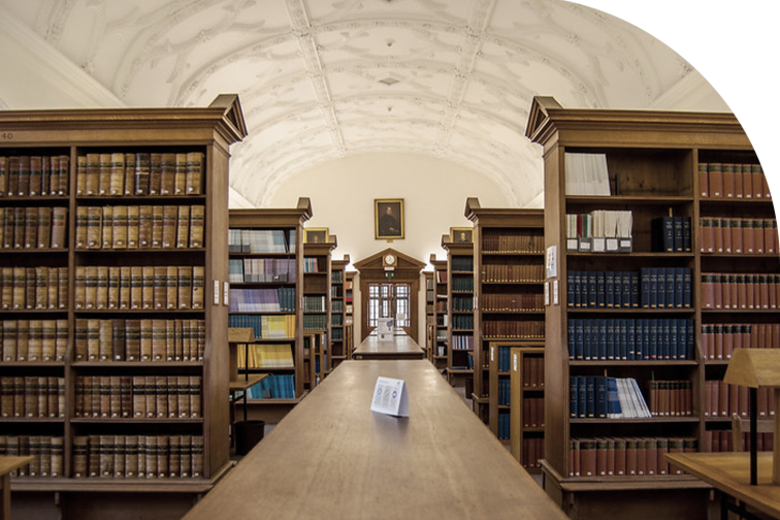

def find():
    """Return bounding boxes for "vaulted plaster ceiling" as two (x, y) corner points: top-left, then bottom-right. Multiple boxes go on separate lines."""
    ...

(0, 0), (714, 208)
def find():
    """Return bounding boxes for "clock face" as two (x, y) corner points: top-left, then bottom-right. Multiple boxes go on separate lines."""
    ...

(384, 254), (396, 265)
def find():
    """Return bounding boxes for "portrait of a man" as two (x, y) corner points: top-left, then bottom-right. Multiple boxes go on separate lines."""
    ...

(375, 199), (404, 239)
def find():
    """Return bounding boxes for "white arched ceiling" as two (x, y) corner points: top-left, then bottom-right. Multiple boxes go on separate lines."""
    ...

(1, 0), (721, 208)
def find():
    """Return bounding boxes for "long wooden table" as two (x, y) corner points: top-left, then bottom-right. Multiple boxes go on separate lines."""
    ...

(352, 333), (425, 360)
(1, 456), (33, 520)
(183, 360), (569, 520)
(666, 451), (780, 520)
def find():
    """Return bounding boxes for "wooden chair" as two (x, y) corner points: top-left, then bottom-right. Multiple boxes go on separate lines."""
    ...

(731, 413), (774, 452)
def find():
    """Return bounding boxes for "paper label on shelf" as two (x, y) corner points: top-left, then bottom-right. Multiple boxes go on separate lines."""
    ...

(544, 281), (550, 306)
(213, 280), (220, 305)
(223, 281), (230, 306)
(553, 279), (559, 305)
(546, 245), (557, 279)
(513, 353), (518, 372)
(370, 376), (409, 417)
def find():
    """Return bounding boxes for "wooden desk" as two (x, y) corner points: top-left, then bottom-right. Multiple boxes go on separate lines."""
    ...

(353, 333), (425, 360)
(183, 360), (569, 520)
(666, 452), (780, 520)
(1, 456), (33, 520)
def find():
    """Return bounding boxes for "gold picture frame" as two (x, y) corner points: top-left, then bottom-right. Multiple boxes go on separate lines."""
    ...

(450, 227), (473, 243)
(304, 228), (329, 244)
(374, 199), (404, 239)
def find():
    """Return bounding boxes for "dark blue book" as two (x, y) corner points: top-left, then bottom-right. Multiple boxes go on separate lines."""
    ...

(648, 319), (658, 360)
(588, 271), (598, 308)
(567, 319), (576, 359)
(619, 319), (629, 360)
(665, 268), (675, 309)
(686, 320), (695, 360)
(605, 271), (615, 308)
(626, 319), (636, 360)
(597, 319), (607, 361)
(606, 319), (616, 360)
(683, 216), (692, 252)
(631, 271), (640, 308)
(673, 216), (684, 252)
(649, 267), (658, 309)
(597, 271), (606, 308)
(652, 216), (675, 252)
(607, 377), (622, 418)
(669, 319), (679, 360)
(683, 268), (692, 308)
(583, 320), (592, 360)
(578, 376), (587, 419)
(574, 319), (584, 360)
(621, 271), (632, 309)
(585, 376), (596, 418)
(596, 376), (608, 418)
(661, 319), (671, 360)
(635, 318), (644, 360)
(674, 267), (685, 309)
(567, 270), (575, 308)
(613, 271), (623, 308)
(640, 267), (651, 309)
(641, 319), (651, 361)
(656, 268), (666, 309)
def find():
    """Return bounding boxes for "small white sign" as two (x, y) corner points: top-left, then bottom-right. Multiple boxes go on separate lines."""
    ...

(546, 245), (557, 279)
(370, 376), (409, 417)
(553, 279), (559, 305)
(377, 317), (394, 342)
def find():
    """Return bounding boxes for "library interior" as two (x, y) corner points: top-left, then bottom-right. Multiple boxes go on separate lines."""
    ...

(0, 2), (777, 520)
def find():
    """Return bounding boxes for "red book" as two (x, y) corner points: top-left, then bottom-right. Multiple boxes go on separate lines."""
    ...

(709, 163), (724, 197)
(645, 438), (658, 476)
(722, 275), (732, 310)
(723, 163), (736, 198)
(701, 273), (715, 309)
(729, 383), (739, 418)
(713, 217), (724, 253)
(701, 218), (715, 253)
(773, 323), (780, 348)
(733, 324), (743, 352)
(667, 439), (682, 472)
(714, 324), (724, 360)
(657, 438), (669, 475)
(596, 438), (608, 476)
(744, 220), (756, 254)
(752, 166), (763, 198)
(722, 218), (733, 253)
(771, 274), (778, 310)
(635, 439), (647, 476)
(699, 163), (709, 197)
(626, 438), (638, 476)
(714, 274), (723, 309)
(580, 439), (596, 477)
(614, 438), (627, 476)
(734, 166), (745, 198)
(711, 381), (720, 417)
(700, 325), (713, 360)
(742, 164), (753, 198)
(704, 381), (712, 417)
(719, 381), (730, 417)
(739, 386), (749, 418)
(746, 275), (756, 309)
(765, 220), (777, 255)
(606, 439), (615, 476)
(754, 219), (765, 254)
(760, 274), (770, 309)
(732, 219), (744, 254)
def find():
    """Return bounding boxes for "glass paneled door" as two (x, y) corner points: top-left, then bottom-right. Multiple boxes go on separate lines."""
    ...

(367, 282), (411, 333)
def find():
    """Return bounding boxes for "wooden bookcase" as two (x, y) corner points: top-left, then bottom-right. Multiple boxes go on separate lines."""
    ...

(465, 199), (545, 425)
(508, 345), (545, 472)
(424, 268), (435, 362)
(0, 95), (246, 519)
(344, 271), (355, 360)
(442, 236), (475, 385)
(525, 96), (777, 520)
(227, 199), (311, 425)
(430, 255), (449, 373)
(302, 236), (335, 387)
(330, 255), (350, 370)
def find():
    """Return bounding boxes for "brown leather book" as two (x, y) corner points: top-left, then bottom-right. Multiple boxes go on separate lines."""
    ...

(189, 205), (204, 248)
(86, 206), (102, 249)
(75, 155), (87, 196)
(168, 435), (181, 478)
(106, 266), (120, 310)
(134, 152), (151, 195)
(12, 206), (24, 249)
(180, 435), (192, 478)
(85, 153), (100, 196)
(140, 319), (153, 361)
(34, 266), (48, 310)
(101, 206), (113, 249)
(75, 206), (88, 248)
(155, 375), (168, 418)
(50, 436), (63, 477)
(125, 435), (139, 477)
(129, 266), (143, 310)
(29, 156), (42, 196)
(95, 265), (109, 310)
(108, 376), (121, 418)
(112, 435), (125, 478)
(145, 375), (157, 418)
(16, 156), (30, 197)
(765, 219), (777, 254)
(72, 435), (88, 477)
(0, 377), (13, 416)
(191, 266), (204, 309)
(126, 205), (139, 249)
(166, 265), (178, 310)
(165, 319), (176, 361)
(166, 376), (178, 418)
(142, 265), (155, 310)
(175, 205), (190, 248)
(177, 266), (192, 310)
(153, 266), (167, 310)
(97, 154), (112, 196)
(124, 319), (140, 361)
(86, 318), (100, 361)
(27, 319), (42, 361)
(15, 320), (29, 361)
(111, 318), (125, 361)
(149, 153), (163, 196)
(145, 435), (158, 479)
(190, 376), (202, 418)
(708, 163), (723, 197)
(151, 205), (164, 248)
(109, 152), (125, 196)
(124, 153), (136, 196)
(160, 153), (176, 196)
(132, 376), (145, 417)
(191, 435), (204, 478)
(752, 165), (764, 198)
(112, 205), (128, 249)
(46, 267), (58, 310)
(185, 152), (203, 195)
(138, 205), (153, 248)
(41, 320), (56, 361)
(161, 205), (177, 248)
(177, 375), (190, 418)
(157, 435), (169, 478)
(24, 267), (36, 310)
(23, 206), (38, 249)
(174, 153), (187, 195)
(57, 267), (68, 309)
(152, 319), (166, 361)
(754, 219), (765, 254)
(37, 206), (51, 249)
(98, 375), (111, 418)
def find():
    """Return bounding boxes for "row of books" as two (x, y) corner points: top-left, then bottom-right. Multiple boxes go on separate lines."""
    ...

(331, 270), (343, 283)
(521, 397), (545, 428)
(0, 377), (65, 418)
(74, 375), (202, 419)
(451, 334), (473, 350)
(700, 324), (780, 360)
(481, 264), (544, 283)
(452, 296), (473, 312)
(565, 210), (633, 253)
(483, 320), (544, 339)
(451, 351), (474, 371)
(74, 319), (206, 363)
(704, 380), (775, 418)
(72, 434), (204, 479)
(75, 151), (204, 197)
(245, 374), (295, 399)
(564, 152), (610, 196)
(567, 318), (696, 361)
(650, 216), (692, 253)
(705, 429), (773, 453)
(0, 206), (67, 249)
(647, 380), (693, 417)
(229, 258), (297, 283)
(1, 266), (68, 310)
(451, 277), (474, 292)
(521, 437), (544, 470)
(331, 299), (344, 312)
(521, 356), (545, 388)
(303, 257), (321, 273)
(0, 436), (63, 478)
(228, 228), (295, 254)
(497, 413), (510, 440)
(435, 270), (447, 284)
(0, 155), (69, 197)
(227, 314), (296, 340)
(303, 314), (328, 331)
(482, 293), (544, 312)
(435, 345), (446, 357)
(701, 272), (780, 310)
(74, 265), (205, 311)
(331, 314), (343, 326)
(496, 345), (514, 372)
(331, 328), (343, 341)
(700, 217), (777, 254)
(481, 232), (544, 254)
(698, 162), (769, 199)
(569, 376), (651, 419)
(75, 205), (204, 250)
(567, 268), (692, 310)
(330, 285), (343, 298)
(569, 437), (695, 478)
(451, 256), (473, 272)
(452, 315), (473, 330)
(303, 295), (326, 312)
(228, 287), (295, 313)
(1, 319), (68, 362)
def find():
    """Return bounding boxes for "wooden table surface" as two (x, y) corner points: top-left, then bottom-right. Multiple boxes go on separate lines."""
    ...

(353, 333), (425, 360)
(1, 456), (33, 520)
(665, 451), (780, 519)
(183, 360), (568, 520)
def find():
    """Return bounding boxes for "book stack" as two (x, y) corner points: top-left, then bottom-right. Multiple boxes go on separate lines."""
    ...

(71, 434), (204, 478)
(246, 374), (295, 399)
(0, 435), (64, 477)
(74, 205), (205, 250)
(73, 375), (201, 419)
(228, 287), (295, 313)
(569, 376), (651, 419)
(72, 318), (205, 363)
(451, 335), (473, 350)
(498, 413), (510, 441)
(651, 215), (692, 253)
(303, 257), (320, 273)
(229, 258), (297, 283)
(481, 264), (544, 283)
(0, 206), (68, 249)
(569, 436), (695, 478)
(482, 320), (544, 339)
(0, 266), (69, 311)
(647, 380), (693, 416)
(237, 344), (294, 369)
(567, 268), (692, 309)
(700, 217), (777, 254)
(704, 380), (775, 418)
(522, 397), (545, 428)
(451, 277), (474, 292)
(565, 210), (632, 252)
(523, 438), (544, 471)
(1, 319), (69, 361)
(522, 356), (545, 389)
(481, 232), (544, 254)
(0, 155), (69, 197)
(705, 429), (774, 453)
(302, 315), (327, 330)
(228, 228), (294, 254)
(452, 315), (473, 330)
(701, 272), (780, 310)
(75, 152), (204, 197)
(700, 323), (780, 360)
(698, 162), (770, 199)
(0, 377), (65, 418)
(567, 318), (695, 360)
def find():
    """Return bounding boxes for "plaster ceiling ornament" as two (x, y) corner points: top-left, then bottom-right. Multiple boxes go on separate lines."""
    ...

(1, 0), (696, 207)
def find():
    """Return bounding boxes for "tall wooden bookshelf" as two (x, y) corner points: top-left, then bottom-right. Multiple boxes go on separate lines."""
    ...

(465, 199), (545, 425)
(302, 236), (335, 387)
(228, 199), (311, 425)
(442, 235), (475, 385)
(424, 267), (435, 362)
(344, 271), (355, 359)
(525, 96), (778, 520)
(330, 255), (350, 370)
(0, 95), (246, 519)
(430, 255), (449, 373)
(508, 345), (545, 472)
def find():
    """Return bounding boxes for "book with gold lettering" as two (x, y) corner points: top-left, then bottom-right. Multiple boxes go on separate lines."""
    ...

(138, 205), (153, 248)
(192, 266), (204, 309)
(24, 206), (38, 249)
(165, 320), (176, 360)
(41, 320), (56, 361)
(178, 266), (193, 309)
(166, 265), (178, 310)
(185, 152), (203, 195)
(130, 266), (143, 310)
(86, 319), (100, 361)
(174, 153), (187, 195)
(132, 376), (146, 417)
(109, 152), (125, 196)
(124, 153), (136, 196)
(85, 154), (100, 196)
(142, 265), (155, 310)
(168, 435), (181, 478)
(176, 205), (190, 248)
(101, 206), (113, 249)
(37, 206), (51, 248)
(50, 207), (67, 249)
(145, 376), (157, 418)
(76, 155), (87, 196)
(156, 375), (169, 418)
(12, 266), (25, 310)
(134, 152), (151, 195)
(55, 319), (68, 361)
(75, 206), (88, 248)
(149, 153), (162, 196)
(84, 266), (98, 309)
(107, 266), (120, 310)
(17, 156), (30, 197)
(191, 435), (204, 477)
(57, 266), (68, 309)
(125, 435), (139, 478)
(109, 376), (121, 418)
(0, 268), (11, 310)
(126, 205), (139, 248)
(47, 267), (58, 309)
(160, 153), (175, 196)
(72, 436), (88, 477)
(34, 266), (48, 310)
(98, 154), (112, 196)
(112, 319), (125, 361)
(152, 319), (166, 361)
(86, 206), (102, 249)
(16, 321), (29, 361)
(24, 267), (35, 309)
(153, 266), (167, 310)
(27, 319), (43, 361)
(120, 376), (132, 418)
(112, 205), (128, 249)
(73, 319), (88, 362)
(189, 205), (204, 248)
(162, 205), (177, 248)
(125, 319), (141, 361)
(151, 205), (164, 248)
(95, 265), (109, 310)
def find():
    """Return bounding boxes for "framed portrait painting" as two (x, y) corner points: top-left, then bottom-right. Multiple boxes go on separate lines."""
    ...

(450, 227), (473, 243)
(374, 199), (404, 239)
(304, 228), (329, 244)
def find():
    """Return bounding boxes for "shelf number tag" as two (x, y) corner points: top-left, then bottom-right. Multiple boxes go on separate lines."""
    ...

(213, 280), (220, 305)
